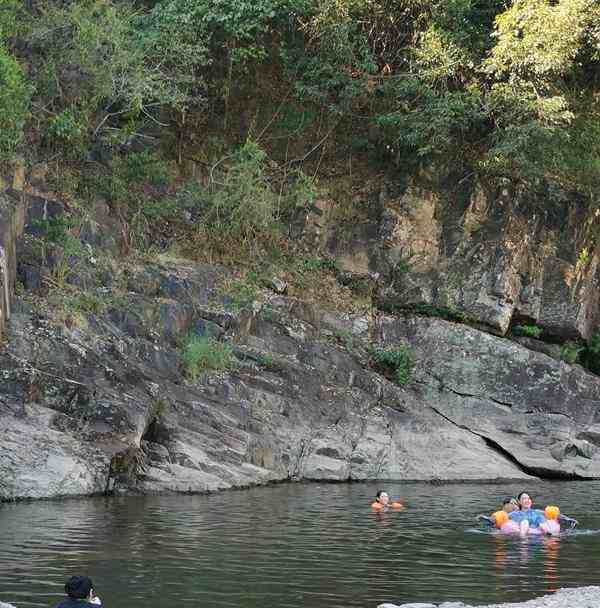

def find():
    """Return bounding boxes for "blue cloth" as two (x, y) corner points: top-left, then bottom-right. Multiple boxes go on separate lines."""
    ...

(509, 509), (545, 528)
(55, 600), (102, 608)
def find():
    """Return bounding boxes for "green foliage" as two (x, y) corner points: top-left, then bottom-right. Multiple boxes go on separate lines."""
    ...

(274, 107), (317, 134)
(93, 151), (170, 209)
(285, 170), (317, 211)
(485, 0), (598, 86)
(142, 197), (182, 221)
(151, 0), (295, 68)
(118, 151), (169, 186)
(302, 257), (338, 273)
(283, 0), (375, 114)
(371, 344), (414, 386)
(331, 328), (360, 351)
(559, 341), (582, 365)
(378, 83), (486, 164)
(44, 109), (88, 158)
(8, 0), (600, 217)
(396, 303), (468, 324)
(282, 0), (600, 195)
(260, 303), (276, 321)
(153, 398), (169, 419)
(513, 324), (544, 339)
(33, 215), (86, 259)
(29, 0), (209, 132)
(256, 353), (283, 371)
(393, 257), (412, 276)
(205, 140), (277, 239)
(0, 44), (30, 158)
(180, 335), (235, 380)
(33, 215), (74, 244)
(142, 181), (204, 221)
(70, 290), (106, 315)
(0, 0), (24, 40)
(343, 275), (371, 296)
(46, 110), (84, 144)
(224, 275), (260, 311)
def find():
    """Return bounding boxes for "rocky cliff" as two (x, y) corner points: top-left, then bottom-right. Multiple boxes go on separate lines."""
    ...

(1, 173), (600, 500)
(316, 178), (600, 340)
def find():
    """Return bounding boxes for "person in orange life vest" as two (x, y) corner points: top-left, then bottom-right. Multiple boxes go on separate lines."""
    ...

(371, 490), (403, 511)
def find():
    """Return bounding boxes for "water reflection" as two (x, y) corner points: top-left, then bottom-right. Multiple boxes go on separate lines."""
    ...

(1, 481), (600, 608)
(490, 533), (562, 598)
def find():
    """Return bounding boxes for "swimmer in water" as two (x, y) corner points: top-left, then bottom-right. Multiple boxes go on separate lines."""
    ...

(510, 492), (579, 536)
(478, 497), (520, 533)
(509, 492), (546, 536)
(371, 490), (403, 511)
(477, 497), (518, 525)
(479, 494), (578, 535)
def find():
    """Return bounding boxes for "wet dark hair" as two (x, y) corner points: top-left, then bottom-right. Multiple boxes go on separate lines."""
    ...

(517, 491), (532, 508)
(65, 576), (93, 599)
(502, 497), (514, 506)
(376, 490), (384, 499)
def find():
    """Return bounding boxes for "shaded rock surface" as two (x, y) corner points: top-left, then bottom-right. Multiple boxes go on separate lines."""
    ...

(3, 255), (600, 500)
(378, 585), (600, 608)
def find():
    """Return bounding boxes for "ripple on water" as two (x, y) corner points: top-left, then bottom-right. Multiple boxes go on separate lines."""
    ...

(2, 481), (600, 607)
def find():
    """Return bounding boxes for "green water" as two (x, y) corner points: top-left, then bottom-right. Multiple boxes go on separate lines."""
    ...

(1, 481), (600, 607)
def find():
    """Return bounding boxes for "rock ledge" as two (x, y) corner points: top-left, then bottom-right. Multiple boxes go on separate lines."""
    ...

(378, 586), (600, 608)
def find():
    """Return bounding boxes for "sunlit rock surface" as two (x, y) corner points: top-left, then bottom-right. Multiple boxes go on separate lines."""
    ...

(2, 174), (600, 500)
(3, 255), (600, 500)
(379, 585), (600, 608)
(316, 179), (600, 340)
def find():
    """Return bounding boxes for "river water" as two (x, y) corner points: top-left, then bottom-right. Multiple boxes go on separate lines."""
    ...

(1, 481), (599, 608)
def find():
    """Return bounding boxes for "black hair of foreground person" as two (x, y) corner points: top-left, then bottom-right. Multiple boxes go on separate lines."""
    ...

(54, 576), (102, 608)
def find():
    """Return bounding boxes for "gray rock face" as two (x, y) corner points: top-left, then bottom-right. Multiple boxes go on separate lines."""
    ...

(379, 585), (600, 608)
(0, 189), (26, 341)
(378, 315), (600, 478)
(2, 169), (600, 499)
(313, 180), (600, 340)
(2, 255), (600, 500)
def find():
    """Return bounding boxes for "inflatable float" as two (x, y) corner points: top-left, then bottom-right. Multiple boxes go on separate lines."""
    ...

(489, 505), (563, 536)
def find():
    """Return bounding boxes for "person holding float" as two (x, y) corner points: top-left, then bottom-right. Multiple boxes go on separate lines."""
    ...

(509, 492), (577, 536)
(371, 490), (403, 511)
(509, 492), (545, 536)
(478, 493), (578, 536)
(480, 497), (520, 534)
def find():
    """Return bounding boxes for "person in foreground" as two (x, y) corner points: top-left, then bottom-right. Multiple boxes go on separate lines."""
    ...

(54, 576), (102, 607)
(371, 490), (403, 511)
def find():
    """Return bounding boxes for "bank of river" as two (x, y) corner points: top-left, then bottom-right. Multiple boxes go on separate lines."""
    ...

(1, 481), (599, 608)
(384, 585), (600, 608)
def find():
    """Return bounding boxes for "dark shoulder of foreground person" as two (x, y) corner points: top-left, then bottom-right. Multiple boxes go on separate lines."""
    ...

(55, 600), (102, 608)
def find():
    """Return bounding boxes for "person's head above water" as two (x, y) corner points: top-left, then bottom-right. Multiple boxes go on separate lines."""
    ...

(517, 492), (533, 510)
(65, 576), (94, 600)
(502, 497), (519, 513)
(376, 490), (390, 505)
